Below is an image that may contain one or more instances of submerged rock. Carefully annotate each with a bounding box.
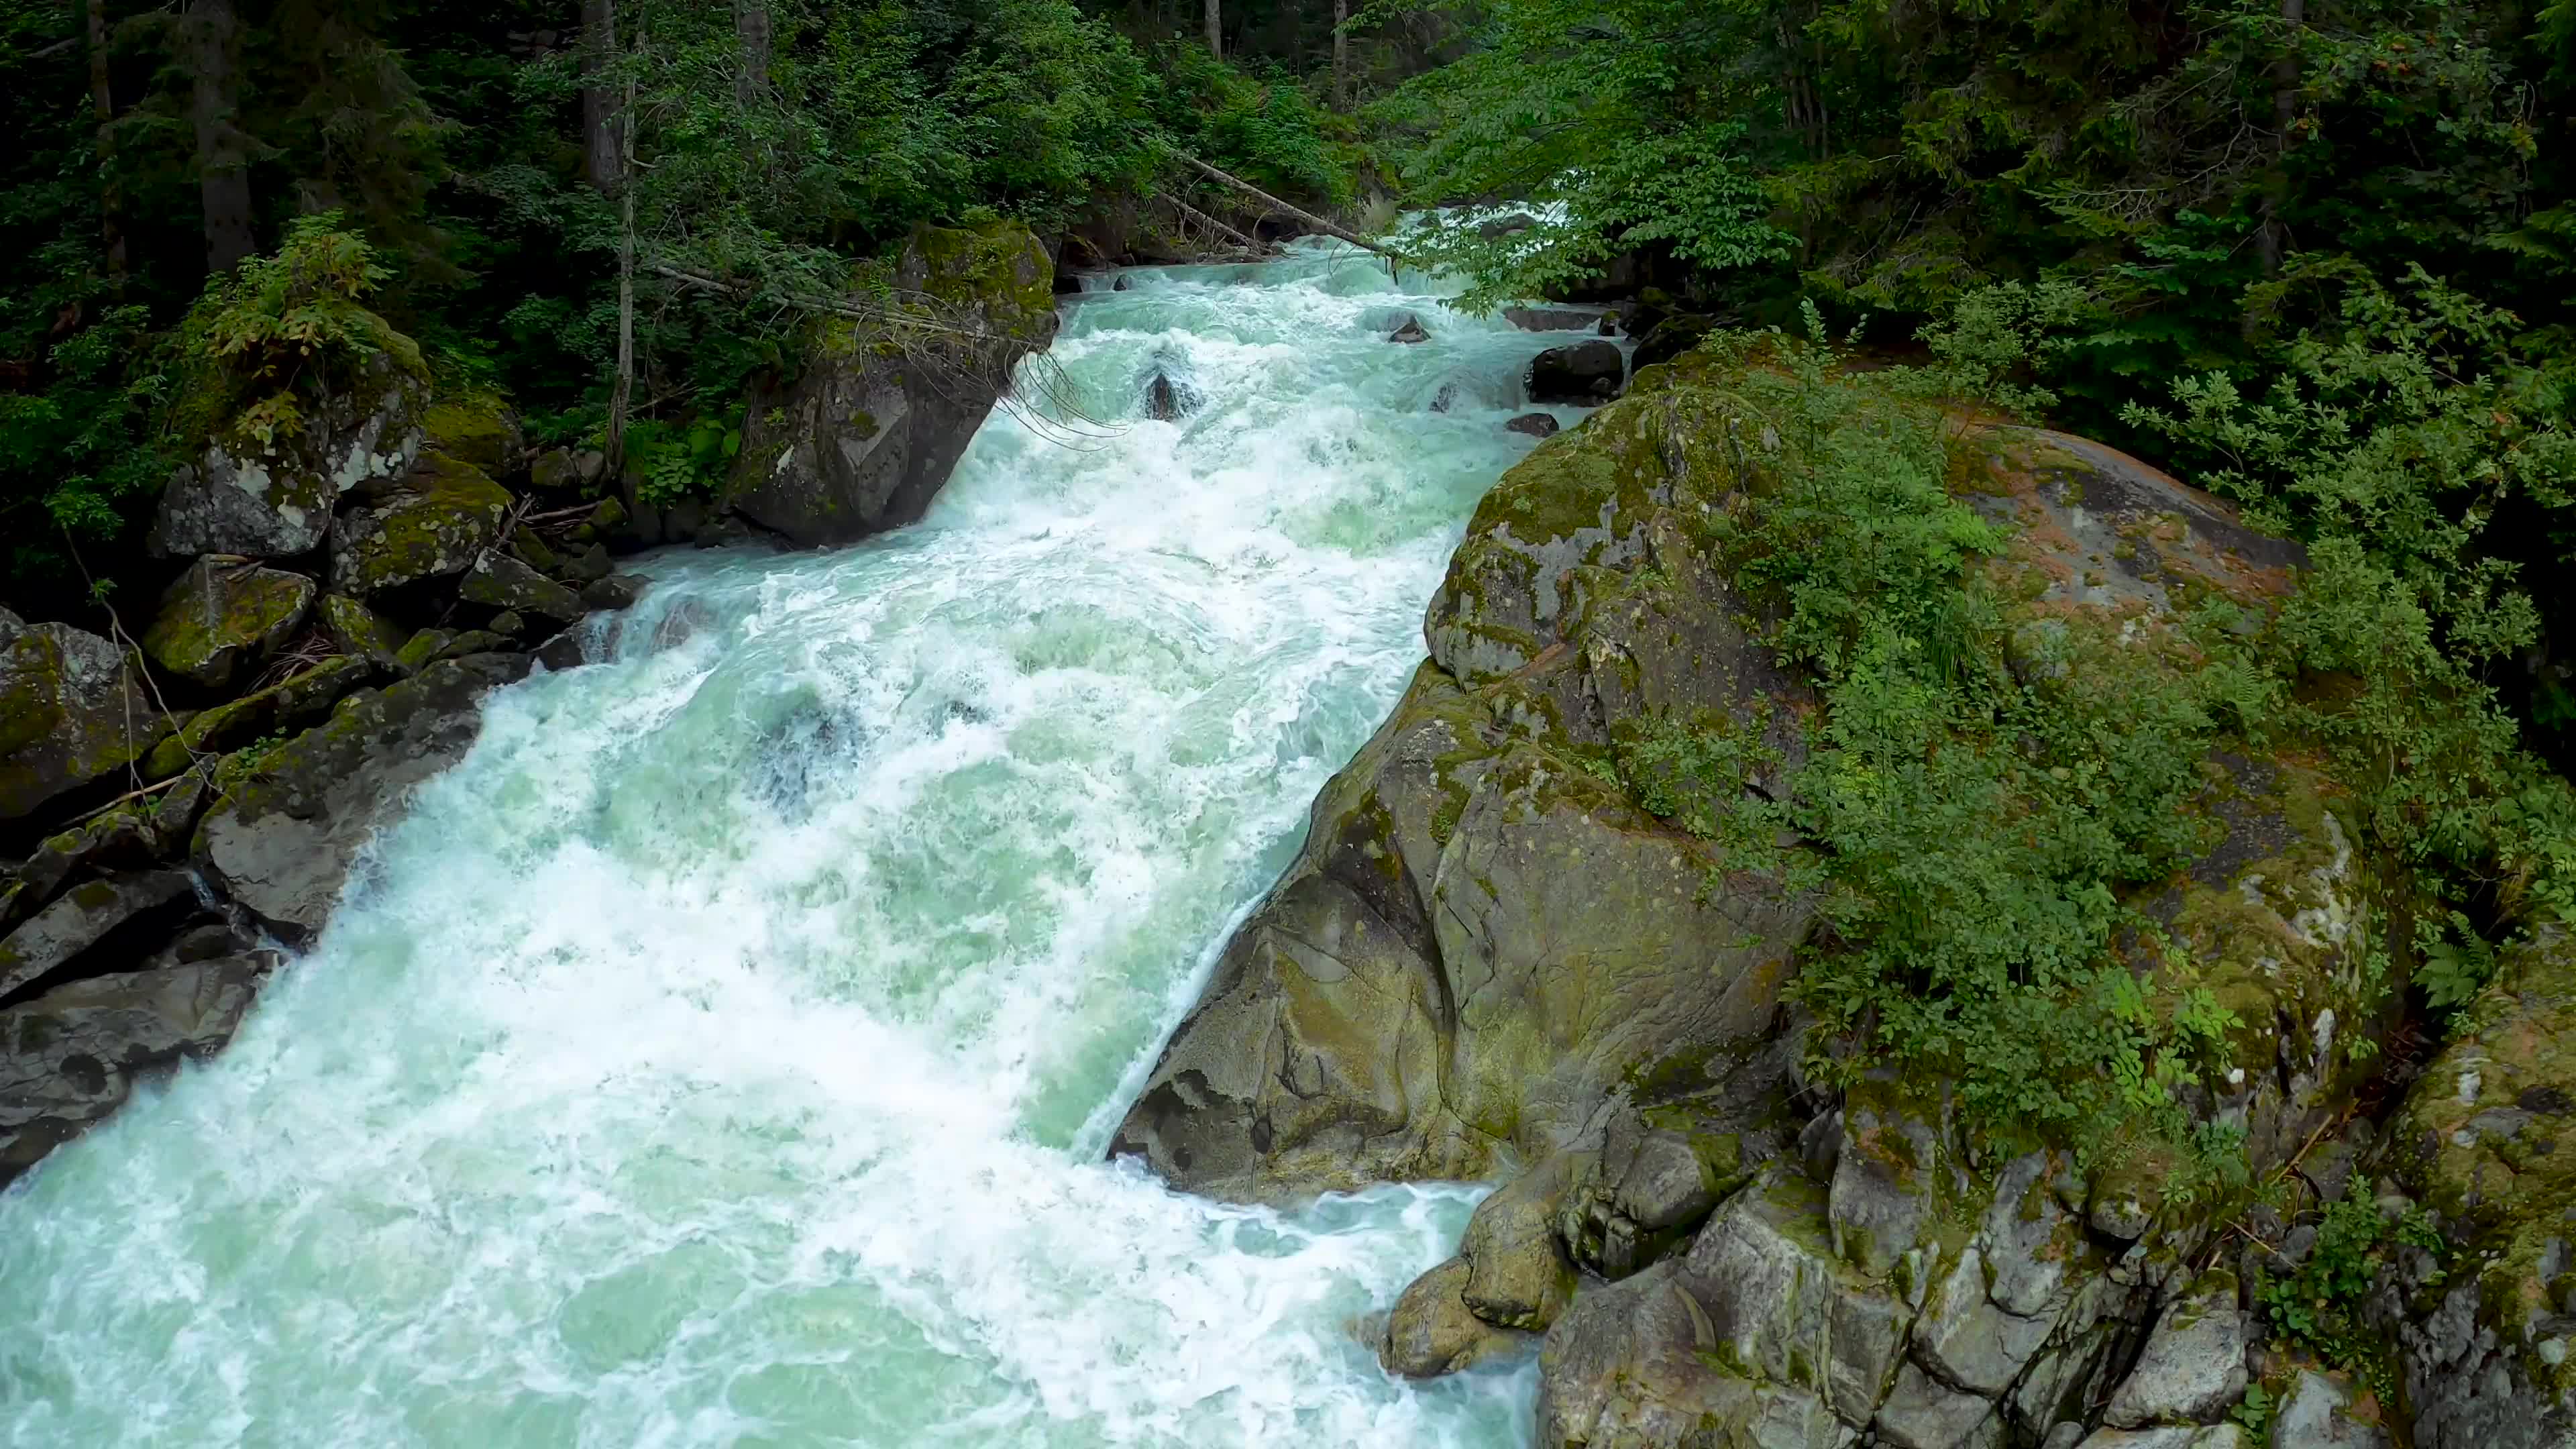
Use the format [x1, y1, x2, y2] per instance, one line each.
[1526, 339, 1625, 402]
[1503, 411, 1558, 438]
[724, 221, 1059, 547]
[1388, 315, 1431, 344]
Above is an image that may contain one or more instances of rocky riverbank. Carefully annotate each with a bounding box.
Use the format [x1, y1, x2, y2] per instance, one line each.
[1114, 348, 2576, 1448]
[0, 221, 1060, 1190]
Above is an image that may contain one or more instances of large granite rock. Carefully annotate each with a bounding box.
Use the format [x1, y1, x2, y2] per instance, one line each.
[193, 653, 531, 943]
[1, 614, 168, 822]
[148, 366, 427, 558]
[140, 557, 316, 690]
[724, 221, 1060, 547]
[0, 952, 273, 1187]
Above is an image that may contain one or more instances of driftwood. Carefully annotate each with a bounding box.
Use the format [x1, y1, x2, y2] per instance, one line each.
[1165, 196, 1274, 257]
[1161, 149, 1407, 263]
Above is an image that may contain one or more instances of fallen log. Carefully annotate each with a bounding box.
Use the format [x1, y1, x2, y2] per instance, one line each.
[1160, 148, 1408, 264]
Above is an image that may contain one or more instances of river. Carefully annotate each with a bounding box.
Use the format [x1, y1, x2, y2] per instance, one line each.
[0, 241, 1582, 1447]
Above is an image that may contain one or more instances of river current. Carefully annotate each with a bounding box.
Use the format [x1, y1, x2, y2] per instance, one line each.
[0, 244, 1585, 1446]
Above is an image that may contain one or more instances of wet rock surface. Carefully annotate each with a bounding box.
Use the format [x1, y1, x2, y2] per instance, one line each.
[724, 221, 1059, 547]
[1118, 350, 2537, 1448]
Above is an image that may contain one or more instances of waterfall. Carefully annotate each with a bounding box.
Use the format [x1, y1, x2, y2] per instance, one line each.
[0, 242, 1589, 1448]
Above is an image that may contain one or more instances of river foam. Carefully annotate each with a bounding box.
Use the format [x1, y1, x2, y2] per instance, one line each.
[0, 242, 1588, 1447]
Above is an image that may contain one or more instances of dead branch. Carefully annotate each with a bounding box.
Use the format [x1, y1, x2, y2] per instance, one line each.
[1158, 148, 1409, 263]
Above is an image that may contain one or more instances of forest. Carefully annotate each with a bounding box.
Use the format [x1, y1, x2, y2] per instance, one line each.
[5, 0, 2574, 1091]
[4, 1, 2576, 1438]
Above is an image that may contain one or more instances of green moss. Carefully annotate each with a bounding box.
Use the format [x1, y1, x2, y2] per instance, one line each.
[418, 392, 515, 474]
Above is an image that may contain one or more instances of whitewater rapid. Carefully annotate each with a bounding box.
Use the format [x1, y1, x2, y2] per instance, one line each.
[0, 243, 1589, 1447]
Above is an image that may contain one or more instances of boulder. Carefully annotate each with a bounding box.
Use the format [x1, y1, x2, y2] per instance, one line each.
[1378, 1255, 1529, 1378]
[724, 221, 1059, 547]
[1476, 212, 1540, 239]
[1527, 339, 1625, 403]
[140, 557, 315, 690]
[0, 870, 200, 1004]
[1458, 1150, 1582, 1330]
[1389, 316, 1431, 344]
[317, 594, 409, 672]
[327, 451, 513, 602]
[0, 952, 273, 1188]
[1504, 412, 1559, 439]
[147, 366, 426, 558]
[2080, 1432, 2247, 1449]
[1504, 307, 1602, 332]
[2269, 1370, 2389, 1449]
[2102, 1275, 2248, 1428]
[1, 616, 169, 822]
[460, 553, 586, 628]
[194, 653, 532, 943]
[1536, 1260, 1856, 1449]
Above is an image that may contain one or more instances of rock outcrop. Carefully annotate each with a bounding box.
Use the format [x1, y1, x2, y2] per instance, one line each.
[1118, 347, 2543, 1448]
[724, 221, 1059, 546]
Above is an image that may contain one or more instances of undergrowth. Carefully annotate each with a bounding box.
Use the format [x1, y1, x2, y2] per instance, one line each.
[1605, 292, 2576, 1195]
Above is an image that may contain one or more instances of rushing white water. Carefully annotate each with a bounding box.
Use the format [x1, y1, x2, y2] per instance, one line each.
[0, 243, 1596, 1448]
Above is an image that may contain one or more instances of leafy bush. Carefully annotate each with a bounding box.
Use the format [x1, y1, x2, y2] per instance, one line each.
[2255, 1195, 2445, 1393]
[174, 212, 426, 455]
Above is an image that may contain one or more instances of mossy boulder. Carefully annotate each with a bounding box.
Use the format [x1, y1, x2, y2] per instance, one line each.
[327, 453, 513, 600]
[0, 614, 170, 822]
[723, 219, 1059, 547]
[2380, 927, 2576, 1449]
[140, 654, 375, 781]
[459, 553, 586, 627]
[140, 557, 316, 690]
[416, 390, 517, 474]
[317, 593, 409, 672]
[148, 364, 427, 559]
[193, 652, 530, 943]
[0, 869, 199, 1005]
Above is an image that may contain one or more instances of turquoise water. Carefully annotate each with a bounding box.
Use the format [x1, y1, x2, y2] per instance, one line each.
[0, 242, 1582, 1447]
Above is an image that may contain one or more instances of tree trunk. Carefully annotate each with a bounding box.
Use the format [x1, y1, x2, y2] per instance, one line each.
[735, 1, 771, 107]
[604, 34, 638, 485]
[87, 0, 125, 280]
[185, 0, 256, 274]
[582, 0, 622, 193]
[1202, 0, 1220, 58]
[1331, 0, 1348, 109]
[2255, 0, 2305, 277]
